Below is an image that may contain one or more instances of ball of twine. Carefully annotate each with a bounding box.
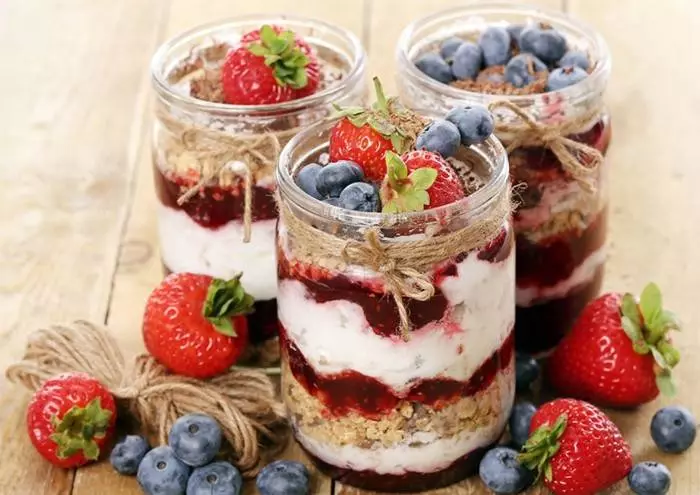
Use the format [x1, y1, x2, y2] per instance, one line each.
[5, 320, 289, 478]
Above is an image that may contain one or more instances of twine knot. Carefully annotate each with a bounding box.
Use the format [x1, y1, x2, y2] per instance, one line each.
[488, 100, 603, 193]
[5, 320, 288, 478]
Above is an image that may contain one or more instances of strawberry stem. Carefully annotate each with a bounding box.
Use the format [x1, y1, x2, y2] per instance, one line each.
[380, 151, 437, 213]
[50, 397, 112, 460]
[203, 275, 255, 336]
[247, 24, 310, 89]
[372, 77, 389, 113]
[519, 414, 567, 482]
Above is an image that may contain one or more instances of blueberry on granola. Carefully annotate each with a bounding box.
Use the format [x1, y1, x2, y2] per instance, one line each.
[445, 105, 495, 146]
[504, 53, 547, 88]
[559, 50, 590, 71]
[507, 24, 525, 48]
[479, 26, 511, 66]
[520, 24, 567, 64]
[451, 42, 483, 80]
[415, 119, 461, 158]
[439, 36, 465, 62]
[316, 160, 364, 197]
[547, 65, 587, 91]
[415, 53, 454, 83]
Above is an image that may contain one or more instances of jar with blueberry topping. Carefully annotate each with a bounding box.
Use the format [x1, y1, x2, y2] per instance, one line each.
[276, 86, 515, 491]
[396, 4, 612, 355]
[150, 16, 367, 365]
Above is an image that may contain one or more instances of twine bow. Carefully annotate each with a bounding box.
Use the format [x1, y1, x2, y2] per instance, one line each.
[488, 100, 604, 193]
[157, 107, 297, 243]
[5, 320, 289, 477]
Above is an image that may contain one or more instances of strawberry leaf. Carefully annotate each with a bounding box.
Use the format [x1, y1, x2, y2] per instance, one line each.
[203, 275, 255, 336]
[656, 371, 676, 397]
[656, 309, 682, 332]
[519, 414, 567, 482]
[386, 151, 408, 184]
[621, 315, 649, 354]
[248, 44, 267, 57]
[390, 134, 407, 153]
[260, 25, 277, 46]
[409, 168, 437, 190]
[650, 346, 669, 370]
[620, 293, 641, 327]
[639, 282, 662, 326]
[247, 25, 310, 89]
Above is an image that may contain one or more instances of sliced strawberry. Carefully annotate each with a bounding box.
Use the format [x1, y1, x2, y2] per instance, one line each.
[222, 24, 320, 105]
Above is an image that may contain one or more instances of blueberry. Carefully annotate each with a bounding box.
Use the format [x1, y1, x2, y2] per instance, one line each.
[628, 462, 672, 495]
[478, 26, 511, 66]
[295, 163, 323, 199]
[504, 53, 547, 88]
[547, 66, 587, 91]
[507, 24, 524, 48]
[650, 406, 697, 454]
[110, 435, 150, 475]
[439, 37, 464, 61]
[479, 446, 534, 494]
[256, 460, 310, 495]
[415, 53, 454, 84]
[315, 161, 364, 198]
[559, 50, 590, 71]
[515, 354, 540, 392]
[445, 105, 494, 146]
[168, 414, 222, 467]
[137, 446, 191, 495]
[451, 42, 483, 80]
[509, 402, 537, 449]
[338, 182, 379, 212]
[186, 461, 242, 495]
[520, 24, 567, 64]
[416, 120, 461, 158]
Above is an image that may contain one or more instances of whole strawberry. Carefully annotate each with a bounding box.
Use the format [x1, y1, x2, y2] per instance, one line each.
[330, 77, 425, 181]
[548, 283, 681, 408]
[27, 372, 116, 468]
[143, 273, 253, 378]
[222, 24, 320, 105]
[520, 399, 632, 495]
[380, 150, 465, 212]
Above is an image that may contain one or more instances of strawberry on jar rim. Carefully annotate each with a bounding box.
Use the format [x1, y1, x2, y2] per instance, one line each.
[520, 398, 632, 495]
[27, 372, 117, 468]
[222, 24, 320, 105]
[142, 272, 253, 379]
[548, 282, 681, 408]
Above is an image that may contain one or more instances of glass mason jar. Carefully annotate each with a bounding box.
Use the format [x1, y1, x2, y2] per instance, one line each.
[396, 4, 612, 355]
[276, 118, 515, 492]
[150, 16, 367, 365]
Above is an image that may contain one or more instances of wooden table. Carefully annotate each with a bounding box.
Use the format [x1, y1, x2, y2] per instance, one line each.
[1, 0, 699, 493]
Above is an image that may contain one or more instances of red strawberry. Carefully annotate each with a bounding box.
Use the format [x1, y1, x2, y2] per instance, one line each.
[329, 77, 425, 181]
[548, 283, 681, 408]
[143, 273, 253, 378]
[27, 372, 116, 468]
[520, 399, 632, 495]
[222, 24, 320, 105]
[380, 150, 465, 212]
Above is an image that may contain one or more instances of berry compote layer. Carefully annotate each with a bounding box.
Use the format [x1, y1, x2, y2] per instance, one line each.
[278, 224, 515, 492]
[512, 118, 611, 354]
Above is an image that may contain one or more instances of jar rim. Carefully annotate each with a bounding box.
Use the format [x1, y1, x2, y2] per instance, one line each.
[277, 115, 510, 226]
[396, 2, 611, 105]
[151, 14, 366, 116]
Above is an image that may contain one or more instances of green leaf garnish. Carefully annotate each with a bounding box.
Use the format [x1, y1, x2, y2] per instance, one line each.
[203, 275, 255, 336]
[246, 24, 310, 89]
[50, 397, 112, 460]
[519, 414, 567, 482]
[380, 151, 437, 213]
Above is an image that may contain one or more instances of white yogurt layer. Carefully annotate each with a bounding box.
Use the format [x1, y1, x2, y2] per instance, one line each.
[278, 240, 515, 393]
[293, 368, 513, 475]
[157, 203, 277, 301]
[516, 245, 606, 307]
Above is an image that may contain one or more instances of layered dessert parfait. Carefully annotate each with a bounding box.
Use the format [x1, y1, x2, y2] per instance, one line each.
[150, 18, 366, 364]
[396, 5, 612, 355]
[276, 80, 515, 492]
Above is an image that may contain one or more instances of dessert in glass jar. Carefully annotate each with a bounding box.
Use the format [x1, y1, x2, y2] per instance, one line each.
[150, 17, 366, 364]
[396, 4, 612, 355]
[276, 80, 515, 492]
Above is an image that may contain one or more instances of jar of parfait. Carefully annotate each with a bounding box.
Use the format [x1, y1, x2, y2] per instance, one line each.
[396, 4, 611, 354]
[276, 80, 515, 491]
[150, 16, 367, 365]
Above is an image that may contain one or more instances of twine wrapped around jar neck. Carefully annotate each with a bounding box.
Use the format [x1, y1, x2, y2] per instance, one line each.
[156, 107, 299, 242]
[488, 100, 604, 194]
[279, 190, 512, 340]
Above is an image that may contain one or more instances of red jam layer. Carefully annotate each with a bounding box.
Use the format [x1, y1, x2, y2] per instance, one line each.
[162, 263, 278, 344]
[516, 264, 604, 354]
[300, 438, 495, 492]
[278, 227, 512, 339]
[282, 327, 514, 419]
[153, 165, 277, 229]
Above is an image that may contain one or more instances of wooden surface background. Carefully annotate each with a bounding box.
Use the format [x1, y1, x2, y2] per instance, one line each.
[1, 0, 699, 493]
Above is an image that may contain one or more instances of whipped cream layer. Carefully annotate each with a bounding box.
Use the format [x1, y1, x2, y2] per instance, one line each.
[157, 203, 277, 301]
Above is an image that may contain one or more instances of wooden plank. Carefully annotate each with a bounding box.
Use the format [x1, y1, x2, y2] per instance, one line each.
[366, 0, 563, 94]
[0, 0, 168, 494]
[83, 1, 368, 493]
[565, 1, 700, 493]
